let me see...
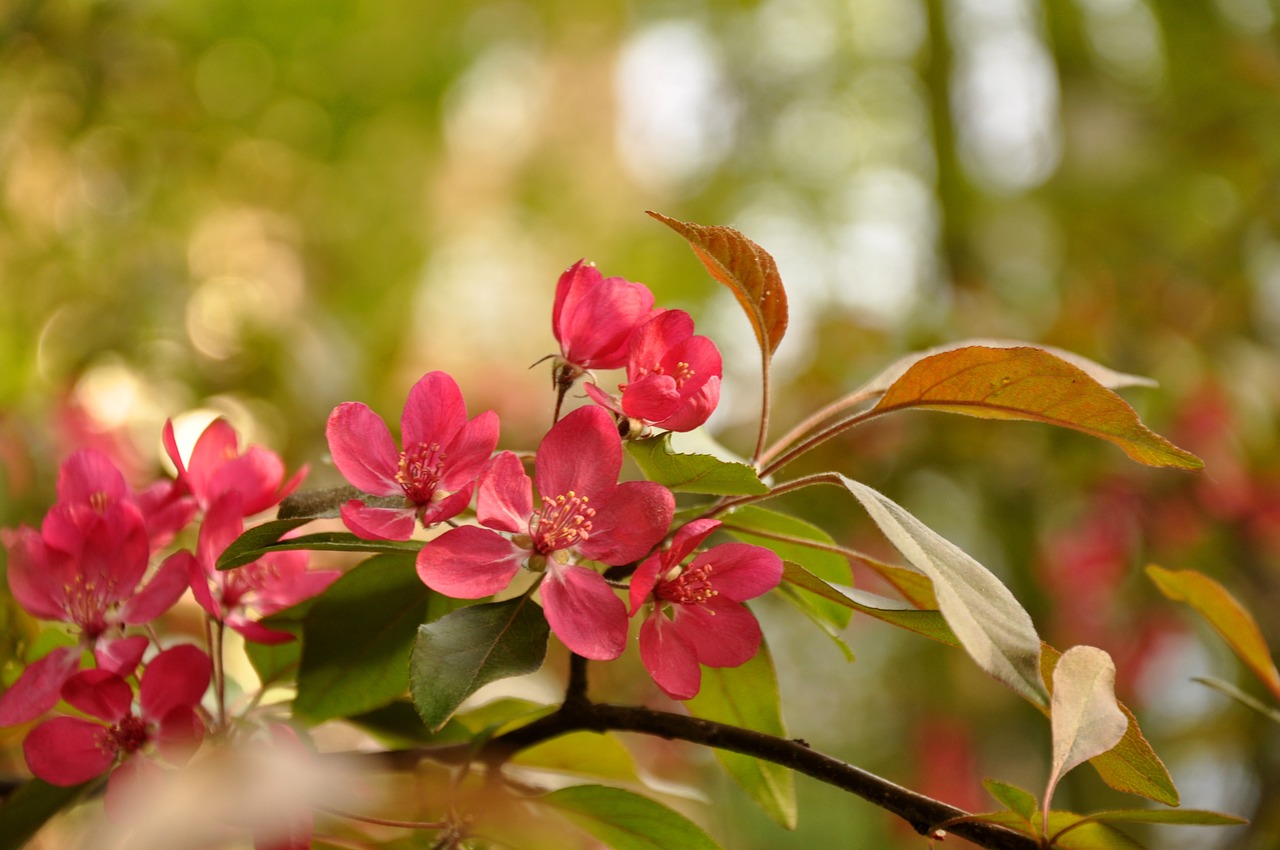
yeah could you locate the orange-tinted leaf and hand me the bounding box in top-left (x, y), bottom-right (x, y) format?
top-left (1147, 566), bottom-right (1280, 701)
top-left (1041, 644), bottom-right (1179, 806)
top-left (870, 346), bottom-right (1203, 470)
top-left (647, 211), bottom-right (788, 358)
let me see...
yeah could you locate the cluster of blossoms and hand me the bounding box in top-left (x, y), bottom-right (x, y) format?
top-left (1, 259), bottom-right (782, 822)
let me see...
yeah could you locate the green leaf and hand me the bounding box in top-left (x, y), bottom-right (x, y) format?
top-left (1046, 647), bottom-right (1128, 812)
top-left (277, 484), bottom-right (363, 520)
top-left (686, 641), bottom-right (796, 829)
top-left (840, 477), bottom-right (1049, 708)
top-left (626, 433), bottom-right (768, 496)
top-left (781, 562), bottom-right (958, 646)
top-left (721, 505), bottom-right (852, 629)
top-left (952, 811), bottom-right (1147, 849)
top-left (0, 778), bottom-right (94, 850)
top-left (1147, 565), bottom-right (1280, 701)
top-left (513, 732), bottom-right (639, 781)
top-left (983, 778), bottom-right (1038, 826)
top-left (1040, 644), bottom-right (1179, 806)
top-left (410, 595), bottom-right (549, 731)
top-left (346, 699), bottom-right (467, 746)
top-left (648, 211), bottom-right (788, 359)
top-left (542, 785), bottom-right (724, 850)
top-left (292, 553), bottom-right (432, 721)
top-left (216, 517), bottom-right (315, 569)
top-left (1050, 807), bottom-right (1245, 846)
top-left (868, 346), bottom-right (1203, 470)
top-left (220, 531), bottom-right (422, 571)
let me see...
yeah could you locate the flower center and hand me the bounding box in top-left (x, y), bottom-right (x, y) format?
top-left (530, 490), bottom-right (595, 554)
top-left (659, 562), bottom-right (718, 606)
top-left (62, 574), bottom-right (117, 638)
top-left (625, 360), bottom-right (695, 392)
top-left (396, 442), bottom-right (446, 503)
top-left (107, 714), bottom-right (150, 756)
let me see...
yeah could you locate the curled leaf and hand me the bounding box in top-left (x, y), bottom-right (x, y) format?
top-left (1045, 647), bottom-right (1128, 813)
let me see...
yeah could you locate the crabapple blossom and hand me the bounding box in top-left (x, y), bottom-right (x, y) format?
top-left (585, 309), bottom-right (722, 434)
top-left (628, 518), bottom-right (782, 699)
top-left (326, 371), bottom-right (499, 540)
top-left (163, 418), bottom-right (306, 518)
top-left (56, 448), bottom-right (196, 551)
top-left (552, 259), bottom-right (658, 374)
top-left (418, 406), bottom-right (674, 660)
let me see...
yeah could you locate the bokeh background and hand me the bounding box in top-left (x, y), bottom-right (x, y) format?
top-left (3, 0), bottom-right (1280, 847)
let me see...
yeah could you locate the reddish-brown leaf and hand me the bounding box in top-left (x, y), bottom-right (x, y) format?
top-left (870, 346), bottom-right (1203, 469)
top-left (647, 211), bottom-right (788, 359)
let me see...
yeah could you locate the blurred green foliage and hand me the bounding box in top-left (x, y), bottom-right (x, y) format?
top-left (3, 0), bottom-right (1280, 847)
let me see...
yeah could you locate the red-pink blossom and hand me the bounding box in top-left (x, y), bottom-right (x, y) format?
top-left (326, 371), bottom-right (499, 540)
top-left (585, 310), bottom-right (722, 434)
top-left (57, 448), bottom-right (196, 551)
top-left (0, 501), bottom-right (189, 725)
top-left (23, 645), bottom-right (210, 810)
top-left (628, 519), bottom-right (782, 700)
top-left (553, 259), bottom-right (658, 373)
top-left (188, 494), bottom-right (341, 644)
top-left (163, 418), bottom-right (305, 518)
top-left (418, 406), bottom-right (674, 660)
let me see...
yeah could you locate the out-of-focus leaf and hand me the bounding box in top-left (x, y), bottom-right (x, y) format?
top-left (868, 346), bottom-right (1203, 470)
top-left (347, 700), bottom-right (471, 746)
top-left (452, 697), bottom-right (551, 736)
top-left (983, 778), bottom-right (1038, 826)
top-left (648, 211), bottom-right (788, 358)
top-left (410, 596), bottom-right (549, 731)
top-left (512, 732), bottom-right (638, 781)
top-left (842, 477), bottom-right (1048, 708)
top-left (0, 778), bottom-right (93, 850)
top-left (277, 485), bottom-right (365, 520)
top-left (781, 562), bottom-right (958, 646)
top-left (292, 553), bottom-right (431, 721)
top-left (856, 340), bottom-right (1158, 398)
top-left (627, 433), bottom-right (768, 495)
top-left (1050, 808), bottom-right (1246, 845)
top-left (216, 518), bottom-right (314, 569)
top-left (1041, 644), bottom-right (1178, 806)
top-left (1046, 647), bottom-right (1128, 811)
top-left (542, 785), bottom-right (724, 850)
top-left (1147, 565), bottom-right (1280, 701)
top-left (219, 531), bottom-right (421, 570)
top-left (945, 811), bottom-right (1146, 849)
top-left (721, 505), bottom-right (852, 629)
top-left (1192, 676), bottom-right (1280, 724)
top-left (686, 642), bottom-right (795, 829)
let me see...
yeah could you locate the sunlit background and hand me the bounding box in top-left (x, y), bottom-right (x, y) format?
top-left (3, 0), bottom-right (1280, 847)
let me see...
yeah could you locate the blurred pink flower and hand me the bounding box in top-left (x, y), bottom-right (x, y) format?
top-left (163, 418), bottom-right (305, 518)
top-left (628, 519), bottom-right (781, 700)
top-left (552, 259), bottom-right (657, 373)
top-left (57, 448), bottom-right (196, 551)
top-left (23, 645), bottom-right (210, 812)
top-left (326, 371), bottom-right (499, 540)
top-left (418, 406), bottom-right (674, 660)
top-left (187, 494), bottom-right (340, 644)
top-left (585, 310), bottom-right (722, 434)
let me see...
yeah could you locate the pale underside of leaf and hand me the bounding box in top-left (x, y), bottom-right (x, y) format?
top-left (1046, 646), bottom-right (1129, 813)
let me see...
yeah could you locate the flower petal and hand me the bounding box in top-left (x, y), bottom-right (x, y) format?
top-left (24, 717), bottom-right (114, 786)
top-left (693, 543), bottom-right (783, 601)
top-left (540, 564), bottom-right (628, 660)
top-left (620, 374), bottom-right (682, 423)
top-left (4, 526), bottom-right (72, 621)
top-left (140, 645), bottom-right (211, 722)
top-left (56, 449), bottom-right (128, 506)
top-left (639, 613), bottom-right (701, 700)
top-left (673, 598), bottom-right (762, 668)
top-left (0, 646), bottom-right (81, 726)
top-left (577, 480), bottom-right (673, 565)
top-left (476, 452), bottom-right (532, 534)
top-left (401, 371), bottom-right (467, 450)
top-left (417, 526), bottom-right (523, 598)
top-left (535, 406), bottom-right (621, 504)
top-left (339, 502), bottom-right (416, 541)
top-left (121, 550), bottom-right (194, 625)
top-left (667, 519), bottom-right (721, 565)
top-left (325, 403), bottom-right (402, 496)
top-left (62, 669), bottom-right (132, 722)
top-left (94, 636), bottom-right (149, 677)
top-left (155, 706), bottom-right (206, 765)
top-left (628, 553), bottom-right (663, 616)
top-left (654, 375), bottom-right (720, 433)
top-left (438, 409), bottom-right (500, 492)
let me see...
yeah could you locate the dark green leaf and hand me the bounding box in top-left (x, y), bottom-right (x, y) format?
top-left (0, 778), bottom-right (94, 850)
top-left (220, 531), bottom-right (422, 571)
top-left (626, 433), bottom-right (768, 496)
top-left (410, 596), bottom-right (549, 731)
top-left (216, 517), bottom-right (315, 569)
top-left (277, 485), bottom-right (363, 520)
top-left (542, 785), bottom-right (724, 850)
top-left (686, 641), bottom-right (795, 829)
top-left (292, 553), bottom-right (432, 721)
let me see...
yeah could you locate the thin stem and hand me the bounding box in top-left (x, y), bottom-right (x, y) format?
top-left (757, 389), bottom-right (879, 469)
top-left (752, 349), bottom-right (772, 464)
top-left (317, 806), bottom-right (448, 831)
top-left (213, 619), bottom-right (227, 732)
top-left (706, 472), bottom-right (844, 519)
top-left (759, 408), bottom-right (881, 478)
top-left (716, 521), bottom-right (883, 565)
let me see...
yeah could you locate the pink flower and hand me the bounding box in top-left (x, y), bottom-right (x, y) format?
top-left (585, 310), bottom-right (722, 434)
top-left (188, 494), bottom-right (341, 644)
top-left (326, 372), bottom-right (499, 540)
top-left (553, 260), bottom-right (658, 373)
top-left (0, 501), bottom-right (190, 725)
top-left (23, 645), bottom-right (209, 811)
top-left (628, 519), bottom-right (782, 700)
top-left (418, 406), bottom-right (674, 660)
top-left (57, 448), bottom-right (196, 551)
top-left (163, 418), bottom-right (305, 517)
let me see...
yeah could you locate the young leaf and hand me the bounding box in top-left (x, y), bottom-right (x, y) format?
top-left (410, 595), bottom-right (549, 731)
top-left (292, 553), bottom-right (432, 722)
top-left (219, 531), bottom-right (422, 570)
top-left (541, 785), bottom-right (724, 850)
top-left (0, 778), bottom-right (94, 850)
top-left (1040, 644), bottom-right (1179, 806)
top-left (855, 340), bottom-right (1158, 399)
top-left (1045, 647), bottom-right (1129, 817)
top-left (1147, 565), bottom-right (1280, 701)
top-left (1050, 807), bottom-right (1246, 845)
top-left (648, 211), bottom-right (788, 359)
top-left (983, 778), bottom-right (1039, 826)
top-left (868, 346), bottom-right (1203, 470)
top-left (626, 433), bottom-right (769, 496)
top-left (958, 811), bottom-right (1147, 849)
top-left (512, 732), bottom-right (639, 781)
top-left (781, 562), bottom-right (958, 647)
top-left (685, 641), bottom-right (796, 829)
top-left (841, 477), bottom-right (1049, 708)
